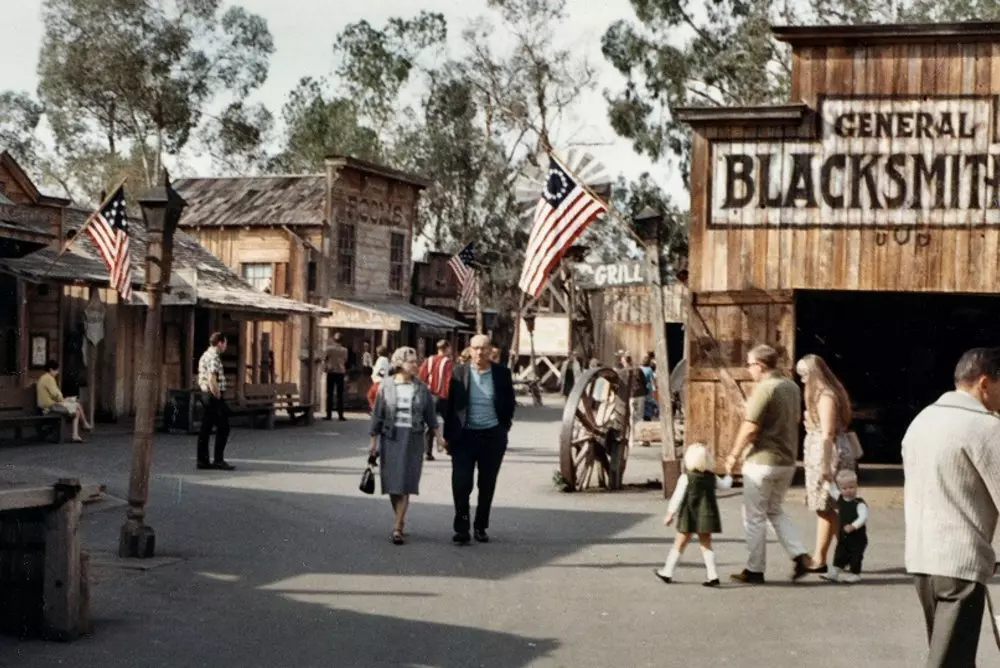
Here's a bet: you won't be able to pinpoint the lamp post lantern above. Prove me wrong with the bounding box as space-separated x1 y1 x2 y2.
119 170 186 558
634 206 681 497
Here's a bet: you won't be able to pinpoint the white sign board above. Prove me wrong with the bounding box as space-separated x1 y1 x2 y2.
711 96 999 227
517 314 570 357
320 300 402 331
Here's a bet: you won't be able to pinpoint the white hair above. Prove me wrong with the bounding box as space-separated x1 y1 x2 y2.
470 334 491 348
683 443 714 473
835 469 858 486
390 346 418 368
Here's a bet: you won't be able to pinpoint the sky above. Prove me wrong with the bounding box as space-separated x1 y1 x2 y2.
0 0 687 212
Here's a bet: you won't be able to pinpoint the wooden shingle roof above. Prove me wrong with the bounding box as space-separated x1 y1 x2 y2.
173 175 326 228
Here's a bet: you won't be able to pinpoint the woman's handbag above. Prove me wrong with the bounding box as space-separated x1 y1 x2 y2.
359 455 377 495
845 431 864 460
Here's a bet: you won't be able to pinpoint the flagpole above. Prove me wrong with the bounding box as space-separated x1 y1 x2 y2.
38 178 129 282
474 270 484 334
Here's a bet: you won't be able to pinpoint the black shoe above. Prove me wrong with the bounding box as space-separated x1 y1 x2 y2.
652 569 672 584
807 563 829 574
426 453 436 461
703 579 721 588
338 416 347 422
196 461 214 470
729 569 765 584
473 529 489 543
452 532 471 545
213 461 236 471
324 416 333 421
792 554 811 581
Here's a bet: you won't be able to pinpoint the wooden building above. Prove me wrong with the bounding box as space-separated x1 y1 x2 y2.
410 250 474 356
676 21 1000 465
0 203 329 420
176 156 465 407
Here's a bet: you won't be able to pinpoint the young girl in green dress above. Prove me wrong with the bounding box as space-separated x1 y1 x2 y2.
655 443 733 587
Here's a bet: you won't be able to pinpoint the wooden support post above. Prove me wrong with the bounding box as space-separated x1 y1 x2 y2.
43 478 83 640
17 278 27 383
636 209 680 497
86 287 99 428
251 320 261 383
183 307 195 389
236 321 247 405
304 316 316 425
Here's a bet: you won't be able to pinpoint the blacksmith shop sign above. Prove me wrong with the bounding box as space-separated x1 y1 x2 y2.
712 96 1000 228
572 260 649 290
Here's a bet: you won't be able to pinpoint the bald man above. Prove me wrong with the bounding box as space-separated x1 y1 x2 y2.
444 334 517 545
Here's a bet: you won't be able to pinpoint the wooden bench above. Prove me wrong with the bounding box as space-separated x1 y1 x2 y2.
226 384 278 429
0 387 65 444
271 383 314 425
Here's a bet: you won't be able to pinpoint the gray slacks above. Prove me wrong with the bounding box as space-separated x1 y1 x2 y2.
914 574 986 667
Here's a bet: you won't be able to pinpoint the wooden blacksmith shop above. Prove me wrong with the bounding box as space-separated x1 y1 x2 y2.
676 22 1000 465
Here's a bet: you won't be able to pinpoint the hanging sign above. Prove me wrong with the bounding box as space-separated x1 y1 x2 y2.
711 96 999 228
572 260 649 290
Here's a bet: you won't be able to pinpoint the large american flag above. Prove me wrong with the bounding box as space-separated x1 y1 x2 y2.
518 156 607 298
448 241 478 310
85 186 133 301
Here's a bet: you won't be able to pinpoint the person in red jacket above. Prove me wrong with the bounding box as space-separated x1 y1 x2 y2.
418 339 454 461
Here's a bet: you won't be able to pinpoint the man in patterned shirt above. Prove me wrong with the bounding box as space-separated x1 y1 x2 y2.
196 332 235 470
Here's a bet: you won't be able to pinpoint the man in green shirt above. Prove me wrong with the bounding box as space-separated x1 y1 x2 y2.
725 344 811 584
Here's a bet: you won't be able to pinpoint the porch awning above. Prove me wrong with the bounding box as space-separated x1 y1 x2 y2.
321 298 467 331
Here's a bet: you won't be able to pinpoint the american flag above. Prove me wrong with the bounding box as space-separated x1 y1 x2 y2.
85 186 133 301
518 156 607 298
448 242 478 311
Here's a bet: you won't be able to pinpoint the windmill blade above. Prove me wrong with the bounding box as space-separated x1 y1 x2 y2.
513 148 613 212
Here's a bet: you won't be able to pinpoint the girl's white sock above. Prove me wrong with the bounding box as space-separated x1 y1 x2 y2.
702 549 718 581
661 547 682 577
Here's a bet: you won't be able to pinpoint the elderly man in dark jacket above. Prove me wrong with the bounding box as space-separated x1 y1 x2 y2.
444 334 517 545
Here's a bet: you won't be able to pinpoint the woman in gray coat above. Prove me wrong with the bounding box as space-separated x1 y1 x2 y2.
368 346 438 545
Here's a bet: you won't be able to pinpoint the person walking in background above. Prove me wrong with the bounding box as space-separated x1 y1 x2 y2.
640 353 659 421
361 341 374 372
371 345 391 383
619 353 649 449
418 339 454 462
324 332 348 421
795 354 857 575
655 443 733 587
196 332 234 471
444 334 517 545
903 347 1000 667
726 344 811 584
368 347 438 545
36 359 91 443
559 351 583 397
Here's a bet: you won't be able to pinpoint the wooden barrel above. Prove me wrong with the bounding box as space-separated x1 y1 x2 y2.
0 507 47 638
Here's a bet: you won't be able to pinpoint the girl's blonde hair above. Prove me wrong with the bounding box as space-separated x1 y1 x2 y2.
835 469 858 486
795 354 853 428
683 443 714 472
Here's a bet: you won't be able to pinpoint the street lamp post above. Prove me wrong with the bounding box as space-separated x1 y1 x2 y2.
119 171 187 558
523 308 538 380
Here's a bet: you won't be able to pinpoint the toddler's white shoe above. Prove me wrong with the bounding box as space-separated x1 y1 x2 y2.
820 567 841 582
839 573 862 584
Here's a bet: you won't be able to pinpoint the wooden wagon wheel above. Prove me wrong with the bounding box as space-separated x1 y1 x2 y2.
558 367 630 492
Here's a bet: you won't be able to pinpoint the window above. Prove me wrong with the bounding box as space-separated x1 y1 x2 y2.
435 261 446 285
307 261 318 294
242 263 273 293
389 232 406 292
338 223 356 286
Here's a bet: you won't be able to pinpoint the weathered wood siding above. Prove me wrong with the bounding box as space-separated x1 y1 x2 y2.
690 41 1000 294
594 284 686 364
684 292 795 470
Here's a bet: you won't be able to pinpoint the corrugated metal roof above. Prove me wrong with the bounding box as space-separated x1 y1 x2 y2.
334 298 468 330
174 175 326 228
0 206 330 317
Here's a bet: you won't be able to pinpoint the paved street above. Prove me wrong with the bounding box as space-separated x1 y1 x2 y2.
0 397 995 667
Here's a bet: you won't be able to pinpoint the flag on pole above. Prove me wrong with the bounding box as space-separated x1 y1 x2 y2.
448 241 478 311
518 155 607 298
85 185 133 301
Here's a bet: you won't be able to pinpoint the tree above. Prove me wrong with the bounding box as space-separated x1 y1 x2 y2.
35 0 274 196
268 77 382 173
602 0 1000 186
0 92 44 169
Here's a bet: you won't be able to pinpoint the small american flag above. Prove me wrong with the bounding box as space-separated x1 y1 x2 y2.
519 155 607 298
448 242 478 311
86 186 133 301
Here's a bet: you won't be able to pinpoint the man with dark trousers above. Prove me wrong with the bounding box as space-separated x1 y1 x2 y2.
196 332 235 471
444 334 516 545
324 332 348 421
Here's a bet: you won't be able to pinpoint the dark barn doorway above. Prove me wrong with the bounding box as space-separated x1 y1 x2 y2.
795 290 1000 463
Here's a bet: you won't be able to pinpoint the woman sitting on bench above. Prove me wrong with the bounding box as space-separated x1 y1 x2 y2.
36 359 91 443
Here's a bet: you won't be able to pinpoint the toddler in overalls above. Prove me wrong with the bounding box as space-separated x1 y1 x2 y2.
655 443 733 587
821 469 868 584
